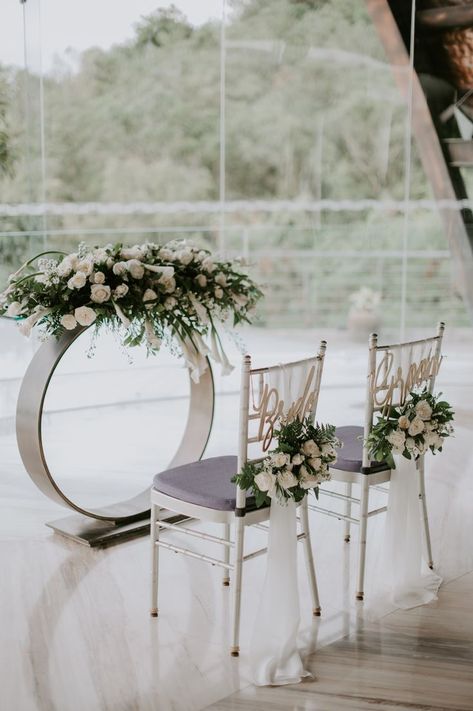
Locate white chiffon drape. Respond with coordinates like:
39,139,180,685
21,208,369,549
250,361,315,686
379,341,442,609
382,455,442,609
249,499,312,686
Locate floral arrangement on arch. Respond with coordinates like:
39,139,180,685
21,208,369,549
348,286,381,313
367,389,454,469
0,240,263,381
232,417,341,507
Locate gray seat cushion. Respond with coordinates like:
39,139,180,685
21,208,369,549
333,426,389,474
153,455,244,511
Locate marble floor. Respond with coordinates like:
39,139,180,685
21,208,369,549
1,327,473,711
209,572,473,710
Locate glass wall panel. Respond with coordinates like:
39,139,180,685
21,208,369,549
0,1,471,459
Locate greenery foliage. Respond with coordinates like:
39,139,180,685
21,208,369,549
0,240,263,369
367,389,454,470
232,417,340,506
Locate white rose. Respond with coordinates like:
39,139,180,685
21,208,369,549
68,254,79,269
94,271,106,284
271,452,288,468
214,287,224,299
153,266,175,282
318,463,331,481
302,440,321,457
113,261,128,276
301,474,321,489
67,272,87,290
308,457,322,471
90,284,111,304
254,470,276,493
127,259,145,279
386,429,406,450
143,288,158,306
106,257,114,269
159,248,173,261
292,453,304,465
179,250,193,265
415,400,433,421
424,431,437,447
93,248,108,264
215,272,227,287
202,257,215,273
195,274,207,288
74,306,97,327
120,246,143,260
321,442,336,456
57,258,73,277
277,469,298,490
408,416,425,437
232,293,249,307
398,415,410,430
164,296,177,311
163,277,176,294
76,259,93,276
6,301,23,317
60,314,77,330
113,284,129,300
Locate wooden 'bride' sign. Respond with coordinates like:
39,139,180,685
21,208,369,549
250,366,317,450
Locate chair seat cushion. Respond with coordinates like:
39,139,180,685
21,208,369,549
153,455,243,511
333,426,389,474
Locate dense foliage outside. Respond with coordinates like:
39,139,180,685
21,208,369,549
0,0,467,329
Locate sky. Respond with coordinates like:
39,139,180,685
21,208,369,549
0,0,222,71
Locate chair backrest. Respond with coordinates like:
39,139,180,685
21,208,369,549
235,340,327,509
362,322,445,468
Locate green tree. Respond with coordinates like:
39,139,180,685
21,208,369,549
134,5,193,48
0,69,14,177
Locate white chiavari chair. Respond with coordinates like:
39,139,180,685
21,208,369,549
311,323,445,601
150,341,327,656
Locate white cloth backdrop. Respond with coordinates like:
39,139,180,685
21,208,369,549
250,361,315,686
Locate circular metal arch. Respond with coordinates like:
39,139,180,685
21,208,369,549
16,326,215,522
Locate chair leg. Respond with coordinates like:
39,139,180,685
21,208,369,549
231,517,245,657
344,483,352,542
223,523,231,586
150,502,160,617
418,457,434,569
356,477,369,601
300,497,321,616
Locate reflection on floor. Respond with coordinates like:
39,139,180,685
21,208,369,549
209,572,473,710
1,328,473,710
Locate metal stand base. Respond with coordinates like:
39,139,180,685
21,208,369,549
47,511,187,548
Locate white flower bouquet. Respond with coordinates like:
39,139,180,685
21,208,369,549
232,418,340,507
349,286,381,313
0,240,263,380
367,389,454,469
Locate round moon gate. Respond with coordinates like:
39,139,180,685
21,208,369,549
16,326,215,545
